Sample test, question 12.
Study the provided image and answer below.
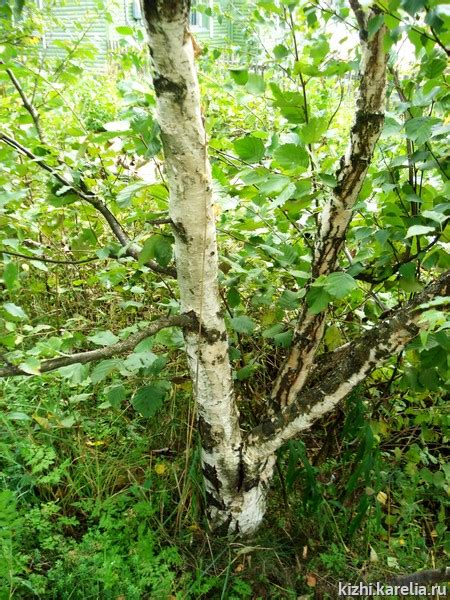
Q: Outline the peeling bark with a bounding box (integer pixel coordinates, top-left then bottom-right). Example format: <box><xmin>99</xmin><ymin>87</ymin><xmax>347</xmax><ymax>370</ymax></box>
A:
<box><xmin>270</xmin><ymin>3</ymin><xmax>388</xmax><ymax>411</ymax></box>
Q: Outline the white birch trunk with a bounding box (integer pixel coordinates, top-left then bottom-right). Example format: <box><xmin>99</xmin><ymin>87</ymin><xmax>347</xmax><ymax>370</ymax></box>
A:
<box><xmin>142</xmin><ymin>0</ymin><xmax>274</xmax><ymax>534</ymax></box>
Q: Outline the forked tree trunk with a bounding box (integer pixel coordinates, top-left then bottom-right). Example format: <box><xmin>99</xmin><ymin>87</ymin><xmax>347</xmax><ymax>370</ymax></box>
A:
<box><xmin>141</xmin><ymin>0</ymin><xmax>449</xmax><ymax>535</ymax></box>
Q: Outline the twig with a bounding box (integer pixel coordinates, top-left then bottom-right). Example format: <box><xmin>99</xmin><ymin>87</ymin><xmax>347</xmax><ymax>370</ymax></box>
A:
<box><xmin>0</xmin><ymin>60</ymin><xmax>46</xmax><ymax>144</ymax></box>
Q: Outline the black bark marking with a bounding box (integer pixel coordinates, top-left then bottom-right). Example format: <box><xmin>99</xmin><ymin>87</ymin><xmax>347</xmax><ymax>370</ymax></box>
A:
<box><xmin>142</xmin><ymin>0</ymin><xmax>190</xmax><ymax>30</ymax></box>
<box><xmin>202</xmin><ymin>461</ymin><xmax>222</xmax><ymax>491</ymax></box>
<box><xmin>171</xmin><ymin>220</ymin><xmax>189</xmax><ymax>244</ymax></box>
<box><xmin>153</xmin><ymin>75</ymin><xmax>187</xmax><ymax>103</ymax></box>
<box><xmin>205</xmin><ymin>490</ymin><xmax>225</xmax><ymax>511</ymax></box>
<box><xmin>184</xmin><ymin>310</ymin><xmax>228</xmax><ymax>344</ymax></box>
<box><xmin>198</xmin><ymin>415</ymin><xmax>221</xmax><ymax>451</ymax></box>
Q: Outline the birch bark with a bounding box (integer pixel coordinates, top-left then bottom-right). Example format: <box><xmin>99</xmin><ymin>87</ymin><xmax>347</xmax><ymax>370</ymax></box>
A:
<box><xmin>142</xmin><ymin>0</ymin><xmax>266</xmax><ymax>533</ymax></box>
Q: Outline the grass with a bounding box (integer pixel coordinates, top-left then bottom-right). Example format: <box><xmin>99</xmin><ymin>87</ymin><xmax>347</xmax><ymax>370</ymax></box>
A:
<box><xmin>0</xmin><ymin>375</ymin><xmax>448</xmax><ymax>599</ymax></box>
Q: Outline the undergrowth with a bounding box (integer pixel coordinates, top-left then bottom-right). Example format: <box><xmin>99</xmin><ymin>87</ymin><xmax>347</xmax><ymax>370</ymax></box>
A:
<box><xmin>1</xmin><ymin>377</ymin><xmax>448</xmax><ymax>599</ymax></box>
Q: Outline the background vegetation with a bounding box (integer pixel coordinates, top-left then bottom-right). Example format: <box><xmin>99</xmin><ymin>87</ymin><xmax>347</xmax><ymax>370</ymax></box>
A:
<box><xmin>0</xmin><ymin>0</ymin><xmax>448</xmax><ymax>597</ymax></box>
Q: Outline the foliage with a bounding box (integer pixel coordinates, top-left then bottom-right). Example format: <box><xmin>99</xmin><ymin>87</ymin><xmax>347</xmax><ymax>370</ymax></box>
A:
<box><xmin>0</xmin><ymin>0</ymin><xmax>449</xmax><ymax>596</ymax></box>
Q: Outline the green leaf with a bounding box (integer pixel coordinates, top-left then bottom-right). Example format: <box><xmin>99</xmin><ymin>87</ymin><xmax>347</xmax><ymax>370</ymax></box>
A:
<box><xmin>7</xmin><ymin>412</ymin><xmax>32</xmax><ymax>421</ymax></box>
<box><xmin>229</xmin><ymin>69</ymin><xmax>248</xmax><ymax>85</ymax></box>
<box><xmin>300</xmin><ymin>117</ymin><xmax>328</xmax><ymax>144</ymax></box>
<box><xmin>279</xmin><ymin>290</ymin><xmax>301</xmax><ymax>310</ymax></box>
<box><xmin>400</xmin><ymin>0</ymin><xmax>426</xmax><ymax>16</ymax></box>
<box><xmin>318</xmin><ymin>173</ymin><xmax>337</xmax><ymax>188</ymax></box>
<box><xmin>273</xmin><ymin>44</ymin><xmax>288</xmax><ymax>59</ymax></box>
<box><xmin>230</xmin><ymin>315</ymin><xmax>256</xmax><ymax>334</ymax></box>
<box><xmin>405</xmin><ymin>225</ymin><xmax>435</xmax><ymax>238</ymax></box>
<box><xmin>87</xmin><ymin>330</ymin><xmax>120</xmax><ymax>346</ymax></box>
<box><xmin>116</xmin><ymin>181</ymin><xmax>149</xmax><ymax>208</ymax></box>
<box><xmin>323</xmin><ymin>272</ymin><xmax>357</xmax><ymax>299</ymax></box>
<box><xmin>123</xmin><ymin>351</ymin><xmax>158</xmax><ymax>372</ymax></box>
<box><xmin>116</xmin><ymin>25</ymin><xmax>134</xmax><ymax>35</ymax></box>
<box><xmin>273</xmin><ymin>144</ymin><xmax>309</xmax><ymax>170</ymax></box>
<box><xmin>270</xmin><ymin>85</ymin><xmax>306</xmax><ymax>124</ymax></box>
<box><xmin>131</xmin><ymin>381</ymin><xmax>170</xmax><ymax>418</ymax></box>
<box><xmin>227</xmin><ymin>287</ymin><xmax>241</xmax><ymax>308</ymax></box>
<box><xmin>233</xmin><ymin>136</ymin><xmax>265</xmax><ymax>163</ymax></box>
<box><xmin>18</xmin><ymin>357</ymin><xmax>41</xmax><ymax>375</ymax></box>
<box><xmin>105</xmin><ymin>385</ymin><xmax>127</xmax><ymax>409</ymax></box>
<box><xmin>2</xmin><ymin>262</ymin><xmax>18</xmax><ymax>291</ymax></box>
<box><xmin>274</xmin><ymin>182</ymin><xmax>297</xmax><ymax>207</ymax></box>
<box><xmin>421</xmin><ymin>210</ymin><xmax>449</xmax><ymax>225</ymax></box>
<box><xmin>262</xmin><ymin>323</ymin><xmax>285</xmax><ymax>338</ymax></box>
<box><xmin>367</xmin><ymin>14</ymin><xmax>384</xmax><ymax>38</ymax></box>
<box><xmin>236</xmin><ymin>364</ymin><xmax>256</xmax><ymax>380</ymax></box>
<box><xmin>139</xmin><ymin>235</ymin><xmax>173</xmax><ymax>267</ymax></box>
<box><xmin>273</xmin><ymin>331</ymin><xmax>293</xmax><ymax>347</ymax></box>
<box><xmin>58</xmin><ymin>363</ymin><xmax>90</xmax><ymax>385</ymax></box>
<box><xmin>405</xmin><ymin>117</ymin><xmax>439</xmax><ymax>146</ymax></box>
<box><xmin>91</xmin><ymin>359</ymin><xmax>122</xmax><ymax>384</ymax></box>
<box><xmin>144</xmin><ymin>355</ymin><xmax>168</xmax><ymax>376</ymax></box>
<box><xmin>306</xmin><ymin>287</ymin><xmax>331</xmax><ymax>314</ymax></box>
<box><xmin>3</xmin><ymin>302</ymin><xmax>28</xmax><ymax>320</ymax></box>
<box><xmin>246</xmin><ymin>73</ymin><xmax>266</xmax><ymax>95</ymax></box>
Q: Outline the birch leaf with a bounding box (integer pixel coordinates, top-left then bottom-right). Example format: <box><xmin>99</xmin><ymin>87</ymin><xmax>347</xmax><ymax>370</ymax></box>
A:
<box><xmin>87</xmin><ymin>331</ymin><xmax>119</xmax><ymax>346</ymax></box>
<box><xmin>3</xmin><ymin>262</ymin><xmax>18</xmax><ymax>291</ymax></box>
<box><xmin>91</xmin><ymin>359</ymin><xmax>122</xmax><ymax>384</ymax></box>
<box><xmin>233</xmin><ymin>136</ymin><xmax>265</xmax><ymax>162</ymax></box>
<box><xmin>273</xmin><ymin>144</ymin><xmax>309</xmax><ymax>170</ymax></box>
<box><xmin>139</xmin><ymin>235</ymin><xmax>173</xmax><ymax>267</ymax></box>
<box><xmin>323</xmin><ymin>272</ymin><xmax>357</xmax><ymax>299</ymax></box>
<box><xmin>306</xmin><ymin>287</ymin><xmax>331</xmax><ymax>314</ymax></box>
<box><xmin>105</xmin><ymin>385</ymin><xmax>127</xmax><ymax>409</ymax></box>
<box><xmin>3</xmin><ymin>302</ymin><xmax>28</xmax><ymax>320</ymax></box>
<box><xmin>405</xmin><ymin>225</ymin><xmax>435</xmax><ymax>238</ymax></box>
<box><xmin>231</xmin><ymin>315</ymin><xmax>256</xmax><ymax>334</ymax></box>
<box><xmin>132</xmin><ymin>381</ymin><xmax>170</xmax><ymax>418</ymax></box>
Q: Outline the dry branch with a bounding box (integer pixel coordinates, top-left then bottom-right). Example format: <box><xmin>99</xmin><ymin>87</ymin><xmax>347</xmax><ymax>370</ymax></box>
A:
<box><xmin>0</xmin><ymin>315</ymin><xmax>192</xmax><ymax>378</ymax></box>
<box><xmin>247</xmin><ymin>270</ymin><xmax>450</xmax><ymax>458</ymax></box>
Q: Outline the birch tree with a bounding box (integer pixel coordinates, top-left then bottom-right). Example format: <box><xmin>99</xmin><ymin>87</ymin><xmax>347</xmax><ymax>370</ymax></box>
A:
<box><xmin>132</xmin><ymin>0</ymin><xmax>448</xmax><ymax>533</ymax></box>
<box><xmin>1</xmin><ymin>0</ymin><xmax>448</xmax><ymax>536</ymax></box>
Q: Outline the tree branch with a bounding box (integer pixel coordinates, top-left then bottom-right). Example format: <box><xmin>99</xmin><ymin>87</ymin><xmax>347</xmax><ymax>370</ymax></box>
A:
<box><xmin>0</xmin><ymin>314</ymin><xmax>193</xmax><ymax>378</ymax></box>
<box><xmin>390</xmin><ymin>67</ymin><xmax>449</xmax><ymax>180</ymax></box>
<box><xmin>0</xmin><ymin>248</ymin><xmax>100</xmax><ymax>265</ymax></box>
<box><xmin>269</xmin><ymin>3</ymin><xmax>388</xmax><ymax>411</ymax></box>
<box><xmin>0</xmin><ymin>59</ymin><xmax>46</xmax><ymax>144</ymax></box>
<box><xmin>0</xmin><ymin>132</ymin><xmax>176</xmax><ymax>277</ymax></box>
<box><xmin>246</xmin><ymin>270</ymin><xmax>449</xmax><ymax>458</ymax></box>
